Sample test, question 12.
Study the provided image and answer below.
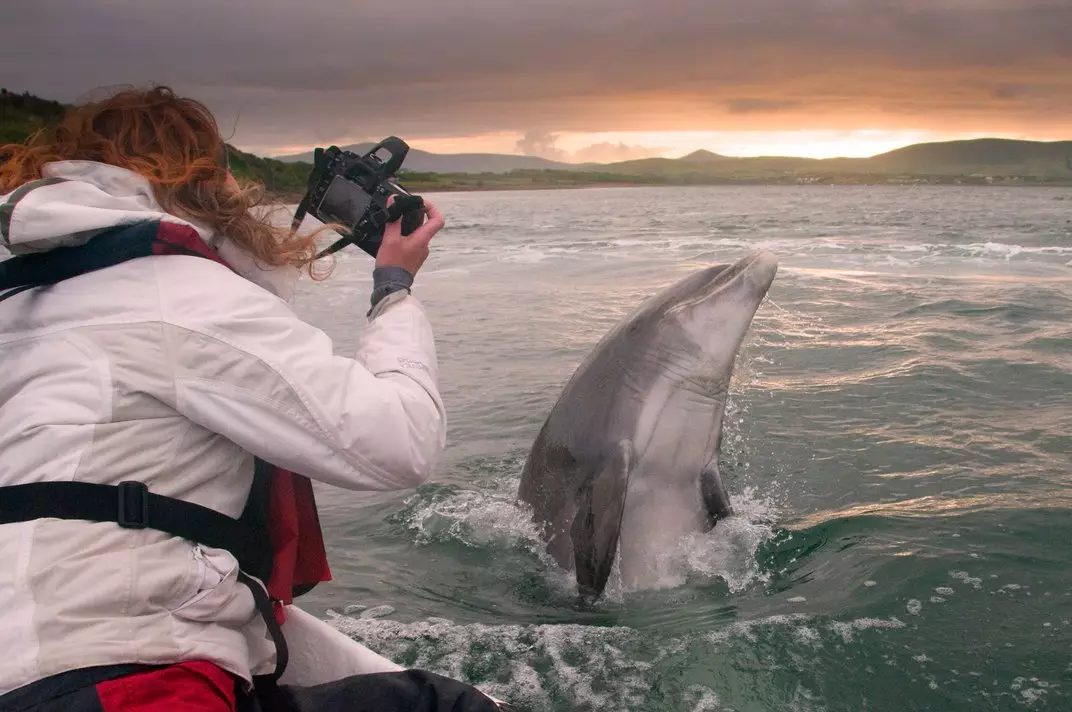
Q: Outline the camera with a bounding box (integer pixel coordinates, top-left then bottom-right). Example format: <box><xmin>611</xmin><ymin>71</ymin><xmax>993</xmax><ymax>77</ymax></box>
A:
<box><xmin>291</xmin><ymin>136</ymin><xmax>425</xmax><ymax>259</ymax></box>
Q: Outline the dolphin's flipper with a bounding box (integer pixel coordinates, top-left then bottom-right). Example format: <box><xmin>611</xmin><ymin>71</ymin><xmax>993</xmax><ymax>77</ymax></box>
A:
<box><xmin>700</xmin><ymin>462</ymin><xmax>734</xmax><ymax>528</ymax></box>
<box><xmin>571</xmin><ymin>440</ymin><xmax>633</xmax><ymax>597</ymax></box>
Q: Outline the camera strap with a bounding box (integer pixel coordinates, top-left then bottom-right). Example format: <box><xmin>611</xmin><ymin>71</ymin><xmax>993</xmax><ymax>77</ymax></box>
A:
<box><xmin>293</xmin><ymin>191</ymin><xmax>348</xmax><ymax>260</ymax></box>
<box><xmin>305</xmin><ymin>194</ymin><xmax>424</xmax><ymax>260</ymax></box>
<box><xmin>290</xmin><ymin>194</ymin><xmax>312</xmax><ymax>233</ymax></box>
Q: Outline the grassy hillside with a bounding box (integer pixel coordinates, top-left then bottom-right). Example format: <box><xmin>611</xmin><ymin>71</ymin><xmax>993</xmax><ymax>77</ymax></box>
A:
<box><xmin>867</xmin><ymin>138</ymin><xmax>1072</xmax><ymax>178</ymax></box>
<box><xmin>0</xmin><ymin>89</ymin><xmax>66</xmax><ymax>145</ymax></box>
<box><xmin>224</xmin><ymin>144</ymin><xmax>311</xmax><ymax>194</ymax></box>
<box><xmin>0</xmin><ymin>89</ymin><xmax>310</xmax><ymax>194</ymax></box>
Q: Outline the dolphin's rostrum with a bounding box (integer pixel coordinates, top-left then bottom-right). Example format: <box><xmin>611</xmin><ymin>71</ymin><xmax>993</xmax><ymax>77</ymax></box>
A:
<box><xmin>517</xmin><ymin>250</ymin><xmax>778</xmax><ymax>598</ymax></box>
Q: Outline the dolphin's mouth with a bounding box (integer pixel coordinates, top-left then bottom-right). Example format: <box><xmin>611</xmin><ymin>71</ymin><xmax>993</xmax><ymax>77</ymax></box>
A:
<box><xmin>674</xmin><ymin>249</ymin><xmax>779</xmax><ymax>316</ymax></box>
<box><xmin>709</xmin><ymin>249</ymin><xmax>779</xmax><ymax>294</ymax></box>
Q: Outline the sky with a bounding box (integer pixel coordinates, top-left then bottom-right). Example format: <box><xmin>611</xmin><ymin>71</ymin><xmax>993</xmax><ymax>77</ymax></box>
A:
<box><xmin>3</xmin><ymin>0</ymin><xmax>1070</xmax><ymax>161</ymax></box>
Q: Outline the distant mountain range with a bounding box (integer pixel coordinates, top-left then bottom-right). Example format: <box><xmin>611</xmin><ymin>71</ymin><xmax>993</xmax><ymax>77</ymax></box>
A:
<box><xmin>4</xmin><ymin>90</ymin><xmax>1070</xmax><ymax>194</ymax></box>
<box><xmin>272</xmin><ymin>138</ymin><xmax>1072</xmax><ymax>180</ymax></box>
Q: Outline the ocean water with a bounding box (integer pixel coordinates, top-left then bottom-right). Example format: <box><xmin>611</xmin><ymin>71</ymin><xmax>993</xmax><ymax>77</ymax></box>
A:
<box><xmin>288</xmin><ymin>186</ymin><xmax>1072</xmax><ymax>712</ymax></box>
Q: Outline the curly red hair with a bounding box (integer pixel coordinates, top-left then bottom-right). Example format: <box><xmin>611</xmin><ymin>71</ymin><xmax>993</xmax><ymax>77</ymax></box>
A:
<box><xmin>0</xmin><ymin>85</ymin><xmax>331</xmax><ymax>275</ymax></box>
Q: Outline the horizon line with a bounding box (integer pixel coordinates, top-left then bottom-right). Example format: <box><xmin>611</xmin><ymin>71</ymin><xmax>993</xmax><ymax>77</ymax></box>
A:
<box><xmin>257</xmin><ymin>134</ymin><xmax>1072</xmax><ymax>163</ymax></box>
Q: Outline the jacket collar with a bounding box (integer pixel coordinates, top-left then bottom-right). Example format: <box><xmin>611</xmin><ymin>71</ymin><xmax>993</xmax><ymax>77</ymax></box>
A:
<box><xmin>4</xmin><ymin>160</ymin><xmax>301</xmax><ymax>301</ymax></box>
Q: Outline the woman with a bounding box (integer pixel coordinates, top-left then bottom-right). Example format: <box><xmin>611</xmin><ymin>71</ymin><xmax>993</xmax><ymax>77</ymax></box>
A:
<box><xmin>0</xmin><ymin>87</ymin><xmax>506</xmax><ymax>711</ymax></box>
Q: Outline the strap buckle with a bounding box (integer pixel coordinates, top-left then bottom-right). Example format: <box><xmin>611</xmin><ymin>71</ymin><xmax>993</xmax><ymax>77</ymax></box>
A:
<box><xmin>116</xmin><ymin>480</ymin><xmax>149</xmax><ymax>529</ymax></box>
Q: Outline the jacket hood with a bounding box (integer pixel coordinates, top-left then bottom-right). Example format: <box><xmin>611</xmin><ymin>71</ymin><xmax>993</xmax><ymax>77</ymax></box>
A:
<box><xmin>0</xmin><ymin>160</ymin><xmax>302</xmax><ymax>301</ymax></box>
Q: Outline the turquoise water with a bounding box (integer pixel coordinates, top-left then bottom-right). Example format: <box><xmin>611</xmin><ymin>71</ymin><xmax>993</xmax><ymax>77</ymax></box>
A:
<box><xmin>290</xmin><ymin>186</ymin><xmax>1072</xmax><ymax>711</ymax></box>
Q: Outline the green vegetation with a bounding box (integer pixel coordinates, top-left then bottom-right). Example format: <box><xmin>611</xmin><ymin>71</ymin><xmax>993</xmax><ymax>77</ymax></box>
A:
<box><xmin>224</xmin><ymin>144</ymin><xmax>311</xmax><ymax>194</ymax></box>
<box><xmin>3</xmin><ymin>89</ymin><xmax>1071</xmax><ymax>197</ymax></box>
<box><xmin>0</xmin><ymin>89</ymin><xmax>66</xmax><ymax>145</ymax></box>
<box><xmin>0</xmin><ymin>89</ymin><xmax>310</xmax><ymax>195</ymax></box>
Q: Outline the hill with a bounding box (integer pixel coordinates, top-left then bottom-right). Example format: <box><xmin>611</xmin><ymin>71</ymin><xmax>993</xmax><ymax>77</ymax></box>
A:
<box><xmin>678</xmin><ymin>149</ymin><xmax>730</xmax><ymax>163</ymax></box>
<box><xmin>223</xmin><ymin>144</ymin><xmax>311</xmax><ymax>194</ymax></box>
<box><xmin>866</xmin><ymin>138</ymin><xmax>1072</xmax><ymax>176</ymax></box>
<box><xmin>0</xmin><ymin>89</ymin><xmax>308</xmax><ymax>194</ymax></box>
<box><xmin>273</xmin><ymin>143</ymin><xmax>575</xmax><ymax>173</ymax></box>
<box><xmin>3</xmin><ymin>89</ymin><xmax>1070</xmax><ymax>194</ymax></box>
<box><xmin>0</xmin><ymin>89</ymin><xmax>66</xmax><ymax>145</ymax></box>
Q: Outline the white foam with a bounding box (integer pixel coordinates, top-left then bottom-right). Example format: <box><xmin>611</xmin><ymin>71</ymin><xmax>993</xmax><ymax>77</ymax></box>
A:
<box><xmin>360</xmin><ymin>605</ymin><xmax>395</xmax><ymax>619</ymax></box>
<box><xmin>398</xmin><ymin>483</ymin><xmax>546</xmax><ymax>552</ymax></box>
<box><xmin>617</xmin><ymin>490</ymin><xmax>778</xmax><ymax>595</ymax></box>
<box><xmin>683</xmin><ymin>685</ymin><xmax>722</xmax><ymax>712</ymax></box>
<box><xmin>953</xmin><ymin>242</ymin><xmax>1072</xmax><ymax>260</ymax></box>
<box><xmin>793</xmin><ymin>626</ymin><xmax>822</xmax><ymax>647</ymax></box>
<box><xmin>702</xmin><ymin>613</ymin><xmax>811</xmax><ymax>644</ymax></box>
<box><xmin>829</xmin><ymin>617</ymin><xmax>907</xmax><ymax>643</ymax></box>
<box><xmin>498</xmin><ymin>249</ymin><xmax>554</xmax><ymax>264</ymax></box>
<box><xmin>461</xmin><ymin>231</ymin><xmax>1072</xmax><ymax>273</ymax></box>
<box><xmin>324</xmin><ymin>607</ymin><xmax>911</xmax><ymax>708</ymax></box>
<box><xmin>398</xmin><ymin>474</ymin><xmax>778</xmax><ymax>599</ymax></box>
<box><xmin>950</xmin><ymin>570</ymin><xmax>983</xmax><ymax>589</ymax></box>
<box><xmin>328</xmin><ymin>614</ymin><xmax>664</xmax><ymax>710</ymax></box>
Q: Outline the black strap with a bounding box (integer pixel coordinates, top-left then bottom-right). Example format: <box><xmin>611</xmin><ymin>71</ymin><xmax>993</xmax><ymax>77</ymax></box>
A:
<box><xmin>0</xmin><ymin>220</ymin><xmax>159</xmax><ymax>292</ymax></box>
<box><xmin>0</xmin><ymin>284</ymin><xmax>38</xmax><ymax>304</ymax></box>
<box><xmin>238</xmin><ymin>571</ymin><xmax>289</xmax><ymax>685</ymax></box>
<box><xmin>0</xmin><ymin>479</ymin><xmax>289</xmax><ymax>683</ymax></box>
<box><xmin>0</xmin><ymin>480</ymin><xmax>273</xmax><ymax>581</ymax></box>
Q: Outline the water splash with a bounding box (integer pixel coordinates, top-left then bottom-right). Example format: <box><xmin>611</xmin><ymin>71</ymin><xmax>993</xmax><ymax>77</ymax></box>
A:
<box><xmin>324</xmin><ymin>609</ymin><xmax>918</xmax><ymax>711</ymax></box>
<box><xmin>394</xmin><ymin>469</ymin><xmax>780</xmax><ymax>601</ymax></box>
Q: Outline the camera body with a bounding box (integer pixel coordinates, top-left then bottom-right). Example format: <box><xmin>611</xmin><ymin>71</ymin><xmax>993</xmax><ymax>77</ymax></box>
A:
<box><xmin>294</xmin><ymin>136</ymin><xmax>424</xmax><ymax>258</ymax></box>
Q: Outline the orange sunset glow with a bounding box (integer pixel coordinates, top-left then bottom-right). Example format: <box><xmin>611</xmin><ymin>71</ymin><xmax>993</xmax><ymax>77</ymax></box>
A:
<box><xmin>3</xmin><ymin>1</ymin><xmax>1070</xmax><ymax>161</ymax></box>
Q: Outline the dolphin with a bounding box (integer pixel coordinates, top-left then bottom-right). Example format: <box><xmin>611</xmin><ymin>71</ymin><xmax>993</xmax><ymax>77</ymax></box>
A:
<box><xmin>517</xmin><ymin>250</ymin><xmax>778</xmax><ymax>598</ymax></box>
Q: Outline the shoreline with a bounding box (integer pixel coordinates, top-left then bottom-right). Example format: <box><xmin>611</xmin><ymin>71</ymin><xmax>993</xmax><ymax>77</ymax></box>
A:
<box><xmin>262</xmin><ymin>182</ymin><xmax>650</xmax><ymax>202</ymax></box>
<box><xmin>264</xmin><ymin>179</ymin><xmax>1072</xmax><ymax>202</ymax></box>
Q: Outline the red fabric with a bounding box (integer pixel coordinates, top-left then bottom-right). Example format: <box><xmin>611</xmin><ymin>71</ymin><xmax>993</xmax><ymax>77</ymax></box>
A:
<box><xmin>153</xmin><ymin>222</ymin><xmax>232</xmax><ymax>264</ymax></box>
<box><xmin>266</xmin><ymin>470</ymin><xmax>333</xmax><ymax>608</ymax></box>
<box><xmin>154</xmin><ymin>223</ymin><xmax>333</xmax><ymax>605</ymax></box>
<box><xmin>95</xmin><ymin>661</ymin><xmax>237</xmax><ymax>712</ymax></box>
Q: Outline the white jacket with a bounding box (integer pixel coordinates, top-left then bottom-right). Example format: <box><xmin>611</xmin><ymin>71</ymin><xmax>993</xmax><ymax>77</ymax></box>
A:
<box><xmin>0</xmin><ymin>161</ymin><xmax>446</xmax><ymax>696</ymax></box>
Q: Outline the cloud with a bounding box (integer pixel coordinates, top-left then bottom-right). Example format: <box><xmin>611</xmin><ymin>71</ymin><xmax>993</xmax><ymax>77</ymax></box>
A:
<box><xmin>725</xmin><ymin>99</ymin><xmax>802</xmax><ymax>115</ymax></box>
<box><xmin>1</xmin><ymin>0</ymin><xmax>1069</xmax><ymax>152</ymax></box>
<box><xmin>514</xmin><ymin>130</ymin><xmax>568</xmax><ymax>161</ymax></box>
<box><xmin>570</xmin><ymin>142</ymin><xmax>667</xmax><ymax>164</ymax></box>
<box><xmin>514</xmin><ymin>131</ymin><xmax>666</xmax><ymax>163</ymax></box>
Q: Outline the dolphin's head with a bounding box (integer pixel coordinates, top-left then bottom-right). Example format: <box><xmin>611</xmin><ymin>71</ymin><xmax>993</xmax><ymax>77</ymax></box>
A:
<box><xmin>651</xmin><ymin>250</ymin><xmax>779</xmax><ymax>390</ymax></box>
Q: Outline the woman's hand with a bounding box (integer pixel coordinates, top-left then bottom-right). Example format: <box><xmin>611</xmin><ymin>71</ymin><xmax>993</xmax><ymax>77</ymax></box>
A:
<box><xmin>374</xmin><ymin>197</ymin><xmax>445</xmax><ymax>277</ymax></box>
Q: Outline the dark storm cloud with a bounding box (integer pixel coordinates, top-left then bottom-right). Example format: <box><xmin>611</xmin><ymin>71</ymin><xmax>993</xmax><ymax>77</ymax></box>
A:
<box><xmin>2</xmin><ymin>0</ymin><xmax>1069</xmax><ymax>152</ymax></box>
